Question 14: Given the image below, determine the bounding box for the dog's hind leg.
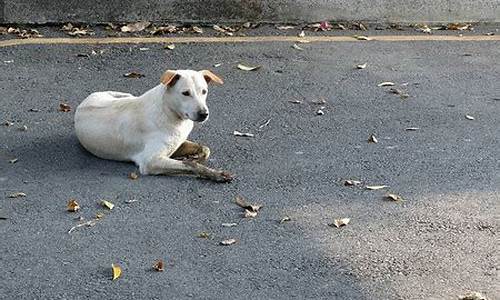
[171,140,211,164]
[140,154,231,183]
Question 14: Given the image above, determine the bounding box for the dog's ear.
[200,70,224,85]
[161,70,181,87]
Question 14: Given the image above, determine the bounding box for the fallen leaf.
[149,25,177,35]
[354,35,371,41]
[8,192,26,198]
[378,82,395,87]
[354,22,368,31]
[458,292,488,300]
[237,64,261,71]
[18,125,28,132]
[330,218,350,228]
[356,63,367,69]
[164,44,175,50]
[128,172,138,180]
[344,180,362,186]
[244,209,258,218]
[280,216,291,224]
[484,32,495,36]
[415,24,432,34]
[62,23,93,37]
[221,222,238,227]
[197,231,211,239]
[465,115,475,120]
[112,264,122,280]
[96,212,105,219]
[101,200,115,210]
[366,185,389,190]
[121,21,151,33]
[213,25,233,36]
[58,103,71,112]
[447,23,471,31]
[220,239,237,246]
[123,72,145,78]
[389,88,409,99]
[277,25,295,30]
[3,120,14,126]
[337,24,347,30]
[386,193,404,202]
[242,22,252,28]
[153,260,164,272]
[368,134,378,143]
[292,44,304,51]
[235,195,262,212]
[8,158,18,164]
[298,31,306,37]
[233,130,255,137]
[405,127,420,131]
[191,26,203,34]
[105,23,118,31]
[67,199,80,212]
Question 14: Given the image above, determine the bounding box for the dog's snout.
[196,110,209,122]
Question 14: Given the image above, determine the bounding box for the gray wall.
[1,0,499,24]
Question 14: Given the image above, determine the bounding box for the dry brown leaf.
[366,185,389,190]
[123,72,145,78]
[164,44,175,50]
[149,25,177,35]
[235,195,262,212]
[354,35,371,41]
[128,172,139,180]
[213,25,234,36]
[237,64,261,71]
[356,63,367,69]
[8,192,26,198]
[330,218,350,228]
[101,200,115,210]
[220,239,237,246]
[447,23,471,31]
[67,199,80,212]
[465,115,475,120]
[153,260,164,272]
[233,130,255,137]
[197,231,211,239]
[368,134,378,143]
[386,193,404,202]
[96,212,105,219]
[112,264,122,280]
[378,82,395,87]
[280,216,291,224]
[344,180,362,186]
[121,21,151,33]
[59,103,71,112]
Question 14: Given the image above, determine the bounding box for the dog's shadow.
[12,134,134,177]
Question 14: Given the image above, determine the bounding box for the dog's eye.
[201,89,207,95]
[182,91,191,96]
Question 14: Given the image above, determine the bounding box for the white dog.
[74,69,233,182]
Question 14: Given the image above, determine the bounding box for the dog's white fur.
[74,69,231,182]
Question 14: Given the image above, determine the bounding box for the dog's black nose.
[197,111,209,122]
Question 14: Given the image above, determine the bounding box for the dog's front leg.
[141,155,232,183]
[171,140,210,164]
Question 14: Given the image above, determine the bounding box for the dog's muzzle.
[196,111,209,122]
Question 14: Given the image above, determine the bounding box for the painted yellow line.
[0,35,499,47]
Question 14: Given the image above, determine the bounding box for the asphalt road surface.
[0,27,499,300]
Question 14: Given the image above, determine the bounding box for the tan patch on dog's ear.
[161,70,181,87]
[200,70,224,85]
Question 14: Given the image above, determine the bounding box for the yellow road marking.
[0,35,498,47]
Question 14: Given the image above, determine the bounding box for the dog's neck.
[140,84,193,130]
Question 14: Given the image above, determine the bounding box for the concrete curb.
[1,0,499,24]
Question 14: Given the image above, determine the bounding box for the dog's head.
[160,69,223,122]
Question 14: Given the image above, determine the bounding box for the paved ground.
[0,27,499,300]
